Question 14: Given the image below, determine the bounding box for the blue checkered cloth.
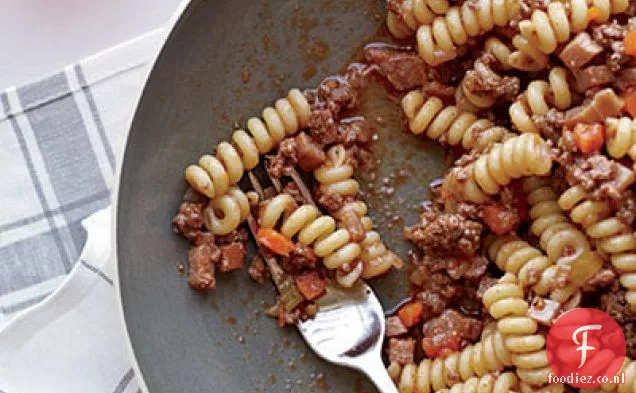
[0,29,164,393]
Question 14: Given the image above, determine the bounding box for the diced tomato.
[573,123,605,154]
[256,228,295,257]
[482,204,517,235]
[421,332,462,358]
[398,302,424,328]
[587,6,601,22]
[294,271,327,301]
[625,30,636,56]
[621,89,636,118]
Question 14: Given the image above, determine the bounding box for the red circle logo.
[546,308,626,388]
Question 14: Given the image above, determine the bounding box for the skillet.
[115,0,446,391]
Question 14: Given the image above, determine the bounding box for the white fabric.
[0,28,167,392]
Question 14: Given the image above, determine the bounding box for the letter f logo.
[572,325,602,368]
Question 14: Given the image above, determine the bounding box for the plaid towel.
[0,29,165,392]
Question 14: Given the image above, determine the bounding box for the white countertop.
[0,0,184,91]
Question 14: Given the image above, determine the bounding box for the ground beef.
[600,281,636,358]
[386,338,416,365]
[317,191,352,213]
[308,108,339,145]
[421,81,456,103]
[218,243,246,272]
[421,310,483,358]
[386,316,408,337]
[267,138,298,178]
[338,120,374,148]
[565,154,617,191]
[188,243,222,290]
[364,45,433,91]
[172,202,206,241]
[281,244,318,273]
[585,268,616,290]
[248,254,269,284]
[281,182,305,205]
[216,229,249,245]
[616,68,636,91]
[592,20,628,72]
[476,276,497,300]
[404,209,482,256]
[295,132,326,171]
[462,54,520,103]
[182,188,208,204]
[445,255,488,281]
[575,65,615,91]
[340,210,366,243]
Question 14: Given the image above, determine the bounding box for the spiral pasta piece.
[314,145,360,198]
[437,372,518,393]
[508,0,629,71]
[204,187,250,235]
[558,185,636,306]
[443,134,552,203]
[416,0,521,65]
[333,201,402,282]
[402,92,513,151]
[509,68,572,134]
[386,0,451,38]
[455,37,514,113]
[395,330,513,392]
[606,117,636,160]
[486,235,555,297]
[483,275,556,389]
[259,194,361,271]
[185,88,310,199]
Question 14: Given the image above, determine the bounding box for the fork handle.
[363,359,399,393]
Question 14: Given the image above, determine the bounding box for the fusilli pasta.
[558,184,636,306]
[416,0,521,65]
[185,88,310,199]
[402,92,513,151]
[606,117,636,160]
[204,187,251,235]
[259,194,362,270]
[395,330,513,392]
[508,0,630,71]
[443,134,552,203]
[437,372,518,393]
[386,0,451,38]
[509,68,572,134]
[483,275,556,389]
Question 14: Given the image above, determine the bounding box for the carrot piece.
[625,30,636,56]
[587,6,601,22]
[621,89,636,118]
[398,302,424,328]
[256,228,295,257]
[295,271,327,301]
[573,123,605,154]
[482,205,518,235]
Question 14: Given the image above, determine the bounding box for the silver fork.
[246,169,398,393]
[298,281,399,393]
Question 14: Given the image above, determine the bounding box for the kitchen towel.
[0,28,166,393]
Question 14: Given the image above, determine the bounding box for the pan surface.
[116,0,445,392]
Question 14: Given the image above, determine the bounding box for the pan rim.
[111,1,193,392]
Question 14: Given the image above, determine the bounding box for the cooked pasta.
[606,117,636,160]
[333,201,402,282]
[416,0,521,65]
[485,236,554,296]
[509,68,572,134]
[386,0,451,38]
[185,88,310,199]
[437,372,518,393]
[443,134,552,203]
[395,330,513,392]
[315,147,403,281]
[558,184,636,306]
[401,92,513,151]
[483,275,556,389]
[259,194,362,270]
[204,187,250,235]
[508,0,630,71]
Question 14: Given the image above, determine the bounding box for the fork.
[298,281,399,393]
[246,168,399,393]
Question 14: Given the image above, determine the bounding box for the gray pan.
[115,0,446,392]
